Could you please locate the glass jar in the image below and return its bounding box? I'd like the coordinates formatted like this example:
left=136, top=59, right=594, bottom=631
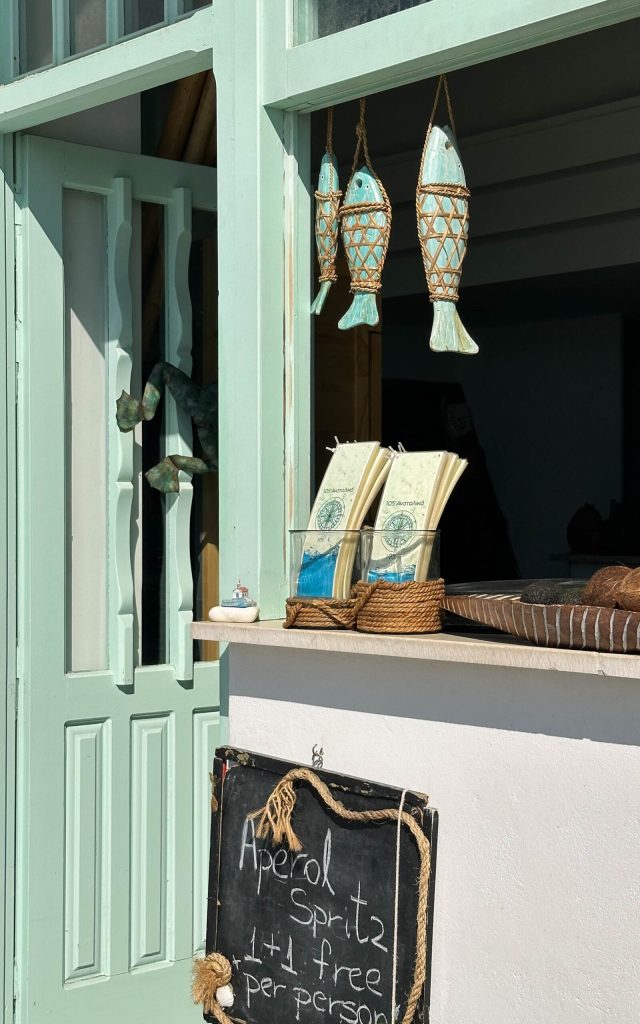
left=289, top=529, right=361, bottom=599
left=360, top=529, right=440, bottom=584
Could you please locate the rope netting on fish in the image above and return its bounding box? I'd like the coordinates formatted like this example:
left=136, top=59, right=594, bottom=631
left=311, top=79, right=475, bottom=351
left=418, top=183, right=470, bottom=302
left=312, top=107, right=342, bottom=314
left=338, top=98, right=392, bottom=329
left=416, top=74, right=478, bottom=354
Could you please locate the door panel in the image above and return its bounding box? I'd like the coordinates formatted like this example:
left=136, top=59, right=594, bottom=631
left=16, top=135, right=220, bottom=1023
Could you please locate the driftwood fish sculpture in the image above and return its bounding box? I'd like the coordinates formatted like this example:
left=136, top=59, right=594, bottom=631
left=311, top=149, right=341, bottom=315
left=416, top=124, right=477, bottom=354
left=338, top=163, right=391, bottom=330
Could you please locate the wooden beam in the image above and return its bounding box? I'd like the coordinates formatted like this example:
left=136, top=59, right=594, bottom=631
left=383, top=209, right=640, bottom=295
left=183, top=72, right=216, bottom=164
left=371, top=95, right=640, bottom=195
left=386, top=155, right=640, bottom=254
left=156, top=71, right=208, bottom=162
left=265, top=0, right=640, bottom=111
left=0, top=7, right=213, bottom=133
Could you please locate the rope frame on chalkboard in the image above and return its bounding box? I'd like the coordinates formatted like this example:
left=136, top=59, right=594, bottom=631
left=249, top=767, right=431, bottom=1024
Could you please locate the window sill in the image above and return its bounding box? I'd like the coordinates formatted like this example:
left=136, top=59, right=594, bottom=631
left=191, top=620, right=640, bottom=679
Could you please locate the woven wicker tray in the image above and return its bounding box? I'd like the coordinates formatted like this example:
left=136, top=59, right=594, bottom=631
left=443, top=592, right=640, bottom=654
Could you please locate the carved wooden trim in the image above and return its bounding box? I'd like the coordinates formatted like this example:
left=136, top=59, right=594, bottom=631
left=165, top=186, right=194, bottom=682
left=107, top=177, right=135, bottom=687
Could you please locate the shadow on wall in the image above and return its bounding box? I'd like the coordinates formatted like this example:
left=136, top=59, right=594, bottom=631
left=228, top=645, right=640, bottom=748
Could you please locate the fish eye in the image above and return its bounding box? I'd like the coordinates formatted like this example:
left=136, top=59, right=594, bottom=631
left=356, top=177, right=363, bottom=188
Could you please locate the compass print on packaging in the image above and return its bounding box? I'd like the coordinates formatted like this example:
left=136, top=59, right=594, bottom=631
left=381, top=511, right=417, bottom=549
left=315, top=497, right=345, bottom=531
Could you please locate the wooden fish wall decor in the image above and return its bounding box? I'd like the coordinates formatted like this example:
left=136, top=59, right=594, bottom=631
left=416, top=75, right=477, bottom=354
left=311, top=108, right=342, bottom=315
left=338, top=98, right=392, bottom=330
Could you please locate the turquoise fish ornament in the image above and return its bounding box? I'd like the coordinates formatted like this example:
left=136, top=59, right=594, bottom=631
left=311, top=148, right=341, bottom=315
left=338, top=99, right=391, bottom=330
left=417, top=122, right=477, bottom=355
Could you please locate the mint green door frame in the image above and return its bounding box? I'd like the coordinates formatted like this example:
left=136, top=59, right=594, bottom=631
left=263, top=0, right=640, bottom=109
left=0, top=134, right=17, bottom=1024
left=15, top=134, right=220, bottom=1024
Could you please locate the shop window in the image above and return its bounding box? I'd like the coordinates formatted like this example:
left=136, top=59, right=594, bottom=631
left=295, top=0, right=431, bottom=43
left=11, top=0, right=211, bottom=78
left=20, top=0, right=53, bottom=72
left=69, top=0, right=107, bottom=55
left=124, top=0, right=165, bottom=36
left=310, top=20, right=640, bottom=586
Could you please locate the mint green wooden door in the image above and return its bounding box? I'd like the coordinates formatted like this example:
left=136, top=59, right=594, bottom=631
left=16, top=135, right=220, bottom=1024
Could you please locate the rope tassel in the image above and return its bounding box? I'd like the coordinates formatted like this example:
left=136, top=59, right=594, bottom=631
left=251, top=776, right=303, bottom=851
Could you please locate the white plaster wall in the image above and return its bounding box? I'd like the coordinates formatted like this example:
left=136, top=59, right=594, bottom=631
left=226, top=644, right=640, bottom=1024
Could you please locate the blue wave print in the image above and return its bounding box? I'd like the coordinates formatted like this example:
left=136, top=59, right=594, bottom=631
left=296, top=547, right=340, bottom=598
left=367, top=564, right=417, bottom=584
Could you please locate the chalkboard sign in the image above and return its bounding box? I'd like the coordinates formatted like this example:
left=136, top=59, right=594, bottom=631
left=205, top=748, right=437, bottom=1024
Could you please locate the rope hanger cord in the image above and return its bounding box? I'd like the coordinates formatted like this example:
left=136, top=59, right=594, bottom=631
left=351, top=96, right=374, bottom=174
left=416, top=73, right=469, bottom=305
left=419, top=72, right=458, bottom=171
left=326, top=105, right=334, bottom=155
left=250, top=766, right=431, bottom=1024
left=321, top=106, right=340, bottom=196
left=421, top=72, right=456, bottom=155
left=313, top=105, right=342, bottom=286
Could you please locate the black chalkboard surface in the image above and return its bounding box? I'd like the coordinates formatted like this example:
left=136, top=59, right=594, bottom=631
left=205, top=748, right=437, bottom=1024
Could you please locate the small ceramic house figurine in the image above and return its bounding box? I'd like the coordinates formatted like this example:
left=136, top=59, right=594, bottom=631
left=209, top=581, right=259, bottom=623
left=227, top=582, right=251, bottom=606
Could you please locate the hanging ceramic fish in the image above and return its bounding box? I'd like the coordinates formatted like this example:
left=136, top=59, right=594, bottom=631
left=311, top=149, right=341, bottom=315
left=416, top=77, right=477, bottom=354
left=338, top=99, right=391, bottom=331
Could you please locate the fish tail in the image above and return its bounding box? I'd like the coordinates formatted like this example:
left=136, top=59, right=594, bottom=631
left=338, top=292, right=379, bottom=331
left=430, top=301, right=478, bottom=355
left=311, top=280, right=333, bottom=315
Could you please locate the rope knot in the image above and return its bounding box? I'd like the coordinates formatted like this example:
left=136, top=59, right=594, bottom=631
left=192, top=953, right=234, bottom=1023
